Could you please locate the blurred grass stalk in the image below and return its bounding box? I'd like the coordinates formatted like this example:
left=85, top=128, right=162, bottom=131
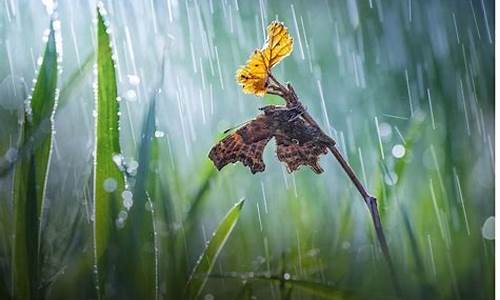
left=12, top=19, right=58, bottom=299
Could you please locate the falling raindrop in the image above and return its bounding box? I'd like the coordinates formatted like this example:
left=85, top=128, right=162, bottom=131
left=392, top=144, right=406, bottom=158
left=378, top=122, right=392, bottom=140
left=127, top=74, right=140, bottom=86
left=125, top=89, right=137, bottom=101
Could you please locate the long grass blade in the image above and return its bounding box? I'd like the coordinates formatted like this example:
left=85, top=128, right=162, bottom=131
left=210, top=273, right=358, bottom=300
left=121, top=93, right=158, bottom=299
left=12, top=18, right=58, bottom=299
left=93, top=7, right=125, bottom=298
left=0, top=51, right=95, bottom=178
left=185, top=198, right=245, bottom=299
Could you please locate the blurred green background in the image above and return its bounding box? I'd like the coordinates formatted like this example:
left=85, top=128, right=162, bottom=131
left=0, top=0, right=494, bottom=299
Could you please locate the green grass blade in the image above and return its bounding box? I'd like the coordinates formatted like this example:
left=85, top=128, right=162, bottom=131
left=184, top=162, right=217, bottom=233
left=12, top=19, right=58, bottom=299
left=93, top=7, right=125, bottom=297
left=58, top=50, right=95, bottom=109
left=120, top=94, right=158, bottom=299
left=210, top=273, right=358, bottom=300
left=0, top=50, right=95, bottom=178
left=185, top=199, right=245, bottom=299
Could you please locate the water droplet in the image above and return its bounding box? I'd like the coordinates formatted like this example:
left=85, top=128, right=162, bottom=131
left=4, top=147, right=18, bottom=163
left=127, top=74, right=141, bottom=86
left=283, top=273, right=291, bottom=280
left=384, top=172, right=398, bottom=185
left=53, top=20, right=61, bottom=30
left=118, top=210, right=128, bottom=220
left=42, top=0, right=56, bottom=14
left=154, top=130, right=165, bottom=138
left=145, top=201, right=152, bottom=211
left=342, top=241, right=351, bottom=250
left=392, top=144, right=406, bottom=158
left=103, top=178, right=117, bottom=192
left=112, top=153, right=125, bottom=170
left=204, top=294, right=214, bottom=300
left=125, top=89, right=137, bottom=101
left=122, top=191, right=133, bottom=209
left=115, top=217, right=125, bottom=229
left=378, top=122, right=392, bottom=140
left=127, top=160, right=138, bottom=176
left=482, top=216, right=494, bottom=240
left=307, top=248, right=320, bottom=257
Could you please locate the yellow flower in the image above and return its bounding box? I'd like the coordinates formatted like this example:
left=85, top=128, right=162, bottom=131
left=236, top=21, right=294, bottom=96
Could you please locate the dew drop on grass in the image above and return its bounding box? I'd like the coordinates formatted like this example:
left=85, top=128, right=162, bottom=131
left=122, top=191, right=133, bottom=209
left=112, top=153, right=125, bottom=170
left=127, top=160, right=139, bottom=175
left=4, top=147, right=18, bottom=163
left=115, top=218, right=125, bottom=229
left=118, top=210, right=128, bottom=220
left=116, top=210, right=128, bottom=229
left=154, top=130, right=165, bottom=138
left=392, top=144, right=406, bottom=158
left=283, top=272, right=291, bottom=280
left=481, top=216, right=494, bottom=240
left=103, top=177, right=117, bottom=192
left=53, top=19, right=61, bottom=30
left=42, top=0, right=56, bottom=15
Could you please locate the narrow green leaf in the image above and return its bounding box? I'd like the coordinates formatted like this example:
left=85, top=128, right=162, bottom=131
left=121, top=94, right=158, bottom=299
left=185, top=199, right=245, bottom=299
left=93, top=8, right=124, bottom=297
left=58, top=50, right=95, bottom=108
left=12, top=19, right=58, bottom=299
left=184, top=162, right=217, bottom=227
left=210, top=273, right=358, bottom=300
left=0, top=50, right=95, bottom=178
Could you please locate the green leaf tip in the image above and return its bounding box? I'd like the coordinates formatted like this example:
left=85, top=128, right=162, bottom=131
left=185, top=198, right=246, bottom=299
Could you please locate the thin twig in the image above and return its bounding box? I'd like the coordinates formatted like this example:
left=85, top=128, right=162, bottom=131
left=267, top=75, right=402, bottom=297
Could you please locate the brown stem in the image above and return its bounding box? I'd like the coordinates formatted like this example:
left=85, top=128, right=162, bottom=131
left=267, top=77, right=402, bottom=297
left=328, top=144, right=401, bottom=297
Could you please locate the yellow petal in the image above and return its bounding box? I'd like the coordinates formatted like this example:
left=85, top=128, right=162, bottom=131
left=235, top=21, right=293, bottom=97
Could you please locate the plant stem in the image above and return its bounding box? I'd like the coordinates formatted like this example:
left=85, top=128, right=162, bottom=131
left=268, top=74, right=402, bottom=297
